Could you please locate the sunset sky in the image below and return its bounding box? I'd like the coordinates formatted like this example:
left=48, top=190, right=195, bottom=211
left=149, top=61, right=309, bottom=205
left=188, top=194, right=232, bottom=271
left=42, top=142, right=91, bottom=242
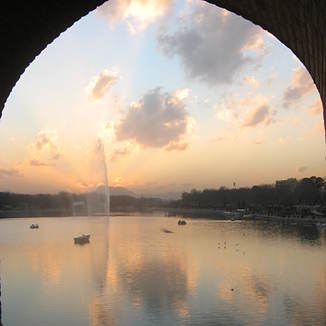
left=0, top=0, right=324, bottom=196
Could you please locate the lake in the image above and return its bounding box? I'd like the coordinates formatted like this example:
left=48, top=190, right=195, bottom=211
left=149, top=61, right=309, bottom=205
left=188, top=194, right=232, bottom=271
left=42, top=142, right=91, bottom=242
left=0, top=216, right=325, bottom=325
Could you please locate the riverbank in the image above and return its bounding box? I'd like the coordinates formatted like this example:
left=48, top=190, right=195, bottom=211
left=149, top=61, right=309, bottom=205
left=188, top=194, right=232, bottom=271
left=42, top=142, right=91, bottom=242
left=167, top=208, right=326, bottom=224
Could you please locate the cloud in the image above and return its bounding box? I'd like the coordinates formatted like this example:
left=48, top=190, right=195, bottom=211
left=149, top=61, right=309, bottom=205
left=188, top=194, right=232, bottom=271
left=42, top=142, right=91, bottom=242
left=75, top=180, right=90, bottom=189
left=242, top=104, right=275, bottom=128
left=97, top=0, right=173, bottom=33
left=32, top=131, right=57, bottom=151
left=30, top=159, right=54, bottom=167
left=214, top=93, right=276, bottom=130
left=283, top=67, right=315, bottom=108
left=115, top=88, right=192, bottom=150
left=210, top=136, right=225, bottom=143
left=110, top=147, right=131, bottom=161
left=244, top=33, right=264, bottom=51
left=174, top=88, right=190, bottom=100
left=164, top=140, right=188, bottom=151
left=266, top=74, right=276, bottom=86
left=87, top=69, right=119, bottom=102
left=243, top=75, right=260, bottom=88
left=214, top=92, right=277, bottom=133
left=0, top=168, right=23, bottom=178
left=313, top=120, right=325, bottom=135
left=216, top=107, right=237, bottom=122
left=158, top=1, right=263, bottom=85
left=214, top=95, right=239, bottom=122
left=109, top=142, right=138, bottom=161
left=30, top=130, right=61, bottom=160
left=306, top=99, right=323, bottom=115
left=296, top=166, right=307, bottom=174
left=113, top=176, right=124, bottom=186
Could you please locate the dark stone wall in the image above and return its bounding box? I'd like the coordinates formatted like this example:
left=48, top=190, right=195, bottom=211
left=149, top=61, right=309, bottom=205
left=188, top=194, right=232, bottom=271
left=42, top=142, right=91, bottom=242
left=0, top=0, right=325, bottom=136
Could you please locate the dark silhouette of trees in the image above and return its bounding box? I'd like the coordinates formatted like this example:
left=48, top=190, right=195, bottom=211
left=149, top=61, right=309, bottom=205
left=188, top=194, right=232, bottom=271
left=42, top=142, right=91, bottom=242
left=0, top=191, right=164, bottom=217
left=0, top=176, right=325, bottom=218
left=172, top=176, right=326, bottom=214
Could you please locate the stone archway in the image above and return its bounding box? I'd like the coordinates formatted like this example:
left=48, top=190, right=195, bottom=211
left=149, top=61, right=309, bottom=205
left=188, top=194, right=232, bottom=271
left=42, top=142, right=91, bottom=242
left=0, top=0, right=325, bottom=136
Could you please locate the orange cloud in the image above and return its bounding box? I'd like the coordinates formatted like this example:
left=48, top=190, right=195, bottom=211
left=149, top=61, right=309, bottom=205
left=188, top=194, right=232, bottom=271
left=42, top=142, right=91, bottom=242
left=283, top=67, right=315, bottom=108
left=97, top=0, right=173, bottom=33
left=0, top=167, right=23, bottom=178
left=164, top=140, right=188, bottom=151
left=242, top=105, right=275, bottom=128
left=306, top=99, right=323, bottom=115
left=243, top=75, right=260, bottom=88
left=30, top=159, right=55, bottom=167
left=109, top=142, right=138, bottom=161
left=115, top=88, right=192, bottom=150
left=29, top=130, right=61, bottom=161
left=313, top=120, right=325, bottom=134
left=86, top=69, right=119, bottom=102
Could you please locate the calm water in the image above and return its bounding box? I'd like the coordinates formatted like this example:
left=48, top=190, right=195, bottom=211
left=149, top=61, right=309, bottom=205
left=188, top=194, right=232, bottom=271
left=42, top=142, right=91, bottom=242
left=0, top=216, right=326, bottom=325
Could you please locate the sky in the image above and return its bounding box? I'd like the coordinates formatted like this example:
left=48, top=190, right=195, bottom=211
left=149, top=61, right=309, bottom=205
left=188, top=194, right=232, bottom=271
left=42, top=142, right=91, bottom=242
left=0, top=0, right=325, bottom=196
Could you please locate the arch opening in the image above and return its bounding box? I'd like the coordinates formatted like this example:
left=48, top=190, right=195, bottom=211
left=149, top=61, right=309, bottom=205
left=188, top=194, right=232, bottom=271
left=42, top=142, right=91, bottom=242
left=0, top=2, right=326, bottom=325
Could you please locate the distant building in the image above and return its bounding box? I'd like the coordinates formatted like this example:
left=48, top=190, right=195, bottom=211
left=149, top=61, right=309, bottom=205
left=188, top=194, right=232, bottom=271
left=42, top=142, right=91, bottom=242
left=275, top=178, right=297, bottom=192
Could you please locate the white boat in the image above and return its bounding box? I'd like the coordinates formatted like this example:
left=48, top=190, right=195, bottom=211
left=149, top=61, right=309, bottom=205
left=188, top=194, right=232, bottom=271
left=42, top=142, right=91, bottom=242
left=74, top=234, right=90, bottom=244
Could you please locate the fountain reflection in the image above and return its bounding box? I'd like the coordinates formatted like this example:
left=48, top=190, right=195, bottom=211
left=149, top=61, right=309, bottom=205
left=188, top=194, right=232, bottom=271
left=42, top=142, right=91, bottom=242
left=88, top=218, right=197, bottom=325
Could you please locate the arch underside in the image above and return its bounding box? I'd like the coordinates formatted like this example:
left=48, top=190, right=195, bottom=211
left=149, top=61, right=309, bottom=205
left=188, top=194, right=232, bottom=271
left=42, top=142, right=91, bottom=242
left=0, top=0, right=325, bottom=136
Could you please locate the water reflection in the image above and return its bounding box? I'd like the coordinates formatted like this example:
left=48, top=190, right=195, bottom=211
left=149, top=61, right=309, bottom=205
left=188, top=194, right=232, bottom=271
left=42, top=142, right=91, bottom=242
left=119, top=259, right=189, bottom=311
left=297, top=223, right=320, bottom=242
left=1, top=217, right=326, bottom=325
left=88, top=218, right=110, bottom=292
left=241, top=221, right=322, bottom=244
left=88, top=218, right=196, bottom=325
left=89, top=298, right=116, bottom=326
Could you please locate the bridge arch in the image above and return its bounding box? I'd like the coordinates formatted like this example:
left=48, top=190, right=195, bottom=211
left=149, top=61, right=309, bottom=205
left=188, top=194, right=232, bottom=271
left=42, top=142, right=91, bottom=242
left=0, top=0, right=325, bottom=136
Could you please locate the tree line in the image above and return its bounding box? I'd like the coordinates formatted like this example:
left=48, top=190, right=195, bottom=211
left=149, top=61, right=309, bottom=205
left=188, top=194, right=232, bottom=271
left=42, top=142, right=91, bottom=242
left=170, top=176, right=326, bottom=214
left=0, top=176, right=325, bottom=217
left=0, top=191, right=164, bottom=216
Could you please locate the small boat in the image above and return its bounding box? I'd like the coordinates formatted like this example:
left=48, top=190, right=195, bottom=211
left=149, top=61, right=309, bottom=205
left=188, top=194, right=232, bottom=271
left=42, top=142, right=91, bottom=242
left=161, top=228, right=173, bottom=234
left=178, top=220, right=187, bottom=225
left=74, top=234, right=90, bottom=245
left=30, top=224, right=39, bottom=229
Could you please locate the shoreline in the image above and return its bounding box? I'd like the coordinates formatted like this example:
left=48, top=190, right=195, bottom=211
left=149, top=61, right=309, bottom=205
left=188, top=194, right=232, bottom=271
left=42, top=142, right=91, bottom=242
left=1, top=208, right=326, bottom=225
left=167, top=208, right=326, bottom=224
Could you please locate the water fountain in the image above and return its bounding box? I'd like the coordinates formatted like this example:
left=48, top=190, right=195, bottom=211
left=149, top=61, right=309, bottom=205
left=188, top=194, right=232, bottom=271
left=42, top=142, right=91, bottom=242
left=95, top=138, right=110, bottom=217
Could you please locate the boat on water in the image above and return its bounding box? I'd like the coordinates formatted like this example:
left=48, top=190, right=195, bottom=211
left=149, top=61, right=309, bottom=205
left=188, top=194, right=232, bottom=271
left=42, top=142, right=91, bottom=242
left=74, top=234, right=90, bottom=245
left=161, top=228, right=173, bottom=234
left=30, top=224, right=39, bottom=229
